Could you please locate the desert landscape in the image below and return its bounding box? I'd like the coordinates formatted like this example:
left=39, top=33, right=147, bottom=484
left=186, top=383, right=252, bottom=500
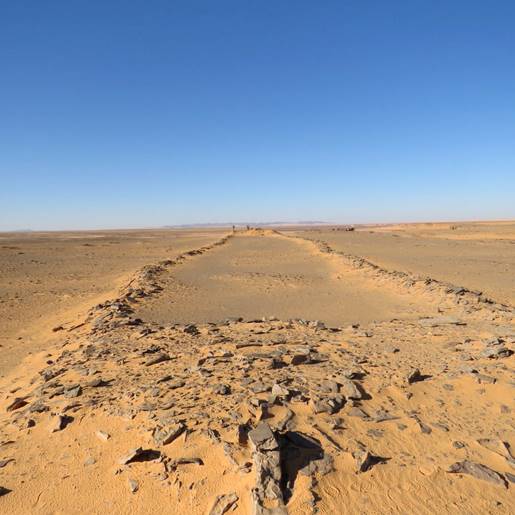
left=0, top=222, right=513, bottom=514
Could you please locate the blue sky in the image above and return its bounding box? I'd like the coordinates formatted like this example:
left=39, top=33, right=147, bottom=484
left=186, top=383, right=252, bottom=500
left=1, top=1, right=514, bottom=230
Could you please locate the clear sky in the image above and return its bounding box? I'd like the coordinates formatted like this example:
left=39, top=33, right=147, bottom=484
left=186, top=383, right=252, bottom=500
left=1, top=1, right=514, bottom=230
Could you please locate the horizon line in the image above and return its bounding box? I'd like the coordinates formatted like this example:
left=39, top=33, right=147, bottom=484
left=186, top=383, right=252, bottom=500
left=1, top=217, right=514, bottom=234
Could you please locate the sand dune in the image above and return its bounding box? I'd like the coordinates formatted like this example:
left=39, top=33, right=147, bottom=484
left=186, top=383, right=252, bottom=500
left=0, top=224, right=513, bottom=514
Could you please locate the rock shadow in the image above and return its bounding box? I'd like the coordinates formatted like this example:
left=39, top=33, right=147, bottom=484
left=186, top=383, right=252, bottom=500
left=279, top=431, right=326, bottom=503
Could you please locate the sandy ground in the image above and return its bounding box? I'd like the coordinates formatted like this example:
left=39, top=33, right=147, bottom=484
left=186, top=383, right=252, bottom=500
left=135, top=232, right=437, bottom=327
left=0, top=229, right=224, bottom=375
left=295, top=221, right=515, bottom=306
left=0, top=223, right=514, bottom=514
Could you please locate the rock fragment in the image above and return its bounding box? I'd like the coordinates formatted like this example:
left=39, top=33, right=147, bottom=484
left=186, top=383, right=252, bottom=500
left=248, top=423, right=285, bottom=513
left=309, top=394, right=344, bottom=415
left=49, top=414, right=72, bottom=433
left=248, top=422, right=278, bottom=452
left=145, top=353, right=171, bottom=366
left=128, top=478, right=139, bottom=493
left=274, top=408, right=295, bottom=432
left=6, top=397, right=28, bottom=412
left=419, top=316, right=465, bottom=327
left=153, top=423, right=185, bottom=446
left=96, top=430, right=110, bottom=442
left=64, top=385, right=82, bottom=398
left=481, top=347, right=513, bottom=359
left=165, top=457, right=203, bottom=471
left=477, top=439, right=515, bottom=466
left=290, top=353, right=310, bottom=366
left=412, top=415, right=432, bottom=434
left=0, top=486, right=11, bottom=496
left=406, top=368, right=424, bottom=384
left=448, top=460, right=508, bottom=487
left=353, top=449, right=380, bottom=473
left=209, top=492, right=238, bottom=515
left=119, top=447, right=150, bottom=465
left=336, top=377, right=363, bottom=399
left=347, top=406, right=369, bottom=419
left=474, top=373, right=496, bottom=384
left=213, top=384, right=231, bottom=395
left=271, top=383, right=290, bottom=398
left=88, top=378, right=107, bottom=387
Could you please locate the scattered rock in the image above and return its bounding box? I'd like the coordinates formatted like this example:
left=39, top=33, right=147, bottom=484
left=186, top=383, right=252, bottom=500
left=335, top=377, right=363, bottom=399
left=481, top=347, right=513, bottom=359
left=419, top=316, right=465, bottom=327
left=6, top=397, right=28, bottom=412
left=128, top=478, right=139, bottom=493
left=477, top=439, right=515, bottom=465
left=84, top=456, right=96, bottom=466
left=448, top=460, right=508, bottom=487
left=248, top=422, right=285, bottom=514
left=309, top=394, right=344, bottom=415
left=209, top=492, right=239, bottom=515
left=347, top=406, right=369, bottom=419
left=290, top=353, right=310, bottom=366
left=153, top=423, right=186, bottom=446
left=49, top=414, right=72, bottom=433
left=118, top=447, right=160, bottom=465
left=271, top=383, right=290, bottom=398
left=406, top=369, right=424, bottom=385
left=248, top=422, right=278, bottom=452
left=213, top=384, right=231, bottom=395
left=96, top=430, right=110, bottom=441
left=145, top=353, right=171, bottom=366
left=353, top=449, right=382, bottom=473
left=64, top=385, right=82, bottom=398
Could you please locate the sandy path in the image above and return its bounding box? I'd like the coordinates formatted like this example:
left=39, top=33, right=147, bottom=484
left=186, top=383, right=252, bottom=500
left=135, top=232, right=438, bottom=327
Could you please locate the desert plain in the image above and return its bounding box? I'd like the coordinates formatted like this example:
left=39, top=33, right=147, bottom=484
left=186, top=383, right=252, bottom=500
left=0, top=221, right=514, bottom=514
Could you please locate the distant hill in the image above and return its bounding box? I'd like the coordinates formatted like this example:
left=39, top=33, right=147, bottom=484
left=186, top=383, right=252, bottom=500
left=162, top=221, right=329, bottom=228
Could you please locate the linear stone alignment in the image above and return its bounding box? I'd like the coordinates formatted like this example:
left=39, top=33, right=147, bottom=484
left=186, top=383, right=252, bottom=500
left=132, top=231, right=457, bottom=327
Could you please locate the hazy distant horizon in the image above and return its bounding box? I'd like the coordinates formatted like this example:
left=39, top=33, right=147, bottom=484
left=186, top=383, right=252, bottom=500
left=2, top=216, right=515, bottom=234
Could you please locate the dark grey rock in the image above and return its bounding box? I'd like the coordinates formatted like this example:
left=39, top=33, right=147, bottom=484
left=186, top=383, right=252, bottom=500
left=448, top=460, right=507, bottom=487
left=145, top=353, right=171, bottom=366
